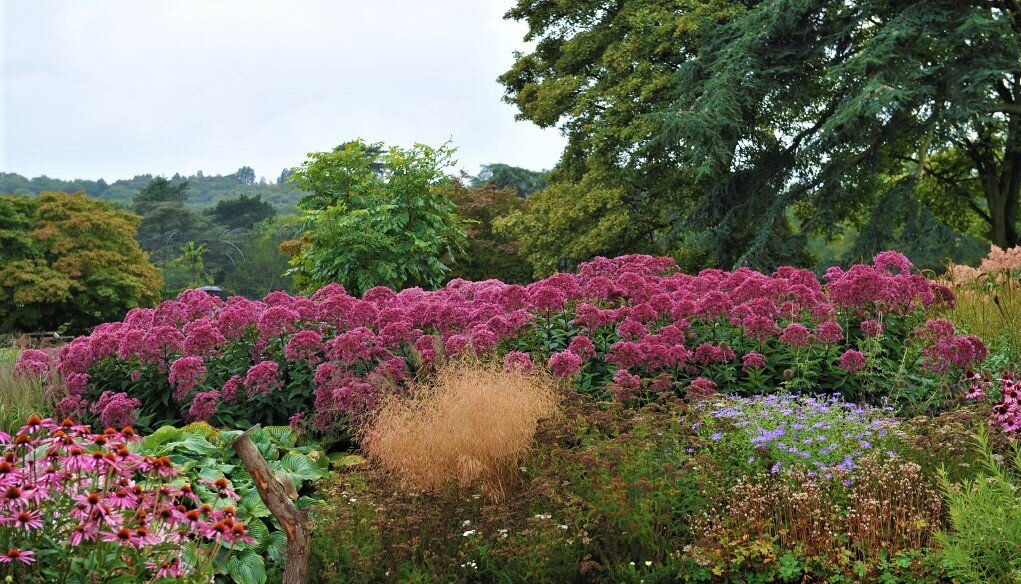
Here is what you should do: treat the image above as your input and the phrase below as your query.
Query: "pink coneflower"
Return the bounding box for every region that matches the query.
[3,486,28,508]
[13,509,42,531]
[69,523,98,546]
[0,548,35,564]
[147,556,185,579]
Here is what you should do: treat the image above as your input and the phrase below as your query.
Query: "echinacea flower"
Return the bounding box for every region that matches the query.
[0,547,35,564]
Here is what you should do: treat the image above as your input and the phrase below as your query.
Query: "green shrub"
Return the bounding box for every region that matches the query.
[938,431,1021,583]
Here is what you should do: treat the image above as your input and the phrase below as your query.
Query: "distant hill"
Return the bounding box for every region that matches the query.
[0,166,305,213]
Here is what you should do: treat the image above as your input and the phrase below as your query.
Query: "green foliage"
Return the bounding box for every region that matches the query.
[470,163,547,197]
[137,423,329,584]
[205,194,277,230]
[438,179,533,283]
[497,173,668,277]
[0,167,306,214]
[165,241,214,293]
[938,431,1021,583]
[286,140,468,295]
[0,192,162,333]
[501,0,1021,268]
[133,176,205,239]
[0,348,54,434]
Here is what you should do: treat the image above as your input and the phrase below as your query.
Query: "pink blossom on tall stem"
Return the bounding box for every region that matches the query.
[504,352,535,373]
[838,350,867,373]
[168,356,206,398]
[90,391,142,429]
[13,350,52,377]
[779,323,813,347]
[816,321,844,344]
[284,330,326,364]
[742,352,766,372]
[860,319,883,337]
[567,335,596,360]
[548,351,582,377]
[244,361,283,397]
[187,390,220,422]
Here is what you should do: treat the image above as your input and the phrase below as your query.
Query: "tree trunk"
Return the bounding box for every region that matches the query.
[232,429,311,584]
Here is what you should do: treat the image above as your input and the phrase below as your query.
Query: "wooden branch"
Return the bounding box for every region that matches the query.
[232,428,310,584]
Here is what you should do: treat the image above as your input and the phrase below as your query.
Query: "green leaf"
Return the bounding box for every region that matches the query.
[226,550,267,584]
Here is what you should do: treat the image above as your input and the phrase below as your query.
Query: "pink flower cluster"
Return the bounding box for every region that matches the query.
[0,417,249,580]
[12,349,53,378]
[915,319,988,373]
[44,251,973,430]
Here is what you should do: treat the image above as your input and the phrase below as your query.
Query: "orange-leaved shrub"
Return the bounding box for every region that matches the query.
[361,360,559,500]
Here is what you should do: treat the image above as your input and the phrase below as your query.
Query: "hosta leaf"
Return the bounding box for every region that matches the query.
[280,452,323,481]
[226,551,266,584]
[266,530,288,563]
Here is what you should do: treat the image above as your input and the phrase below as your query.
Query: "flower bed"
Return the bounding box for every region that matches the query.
[23,251,984,436]
[0,416,250,582]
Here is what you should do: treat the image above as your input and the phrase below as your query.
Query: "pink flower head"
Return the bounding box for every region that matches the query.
[742,352,766,372]
[567,335,596,360]
[187,390,220,422]
[548,351,582,378]
[183,319,225,357]
[503,352,535,373]
[328,327,377,365]
[13,350,52,378]
[284,330,326,364]
[779,323,812,347]
[860,319,883,337]
[244,361,283,397]
[816,321,844,344]
[838,349,867,373]
[872,250,913,275]
[613,369,641,391]
[168,356,206,398]
[257,305,301,339]
[220,375,244,404]
[90,391,142,429]
[688,377,717,397]
[0,548,35,565]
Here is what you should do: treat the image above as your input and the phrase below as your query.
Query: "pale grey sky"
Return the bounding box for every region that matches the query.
[0,0,566,181]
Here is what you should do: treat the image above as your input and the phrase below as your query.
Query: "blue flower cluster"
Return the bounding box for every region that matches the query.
[695,393,898,479]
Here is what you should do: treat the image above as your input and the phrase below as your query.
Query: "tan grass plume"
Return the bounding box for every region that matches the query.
[360,359,560,501]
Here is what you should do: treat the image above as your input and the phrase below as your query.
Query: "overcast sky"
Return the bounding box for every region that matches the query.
[0,0,566,182]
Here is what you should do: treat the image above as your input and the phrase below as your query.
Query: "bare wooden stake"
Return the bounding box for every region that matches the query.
[232,427,310,584]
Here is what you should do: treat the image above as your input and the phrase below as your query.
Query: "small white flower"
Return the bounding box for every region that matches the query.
[558,524,568,530]
[462,530,476,537]
[645,561,653,567]
[462,520,471,527]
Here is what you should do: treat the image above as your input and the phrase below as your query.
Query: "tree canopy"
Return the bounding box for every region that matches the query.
[470,163,547,197]
[204,194,277,230]
[0,191,162,332]
[284,140,468,295]
[500,0,1021,269]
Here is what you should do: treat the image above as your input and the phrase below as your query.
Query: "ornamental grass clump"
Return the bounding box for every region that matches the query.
[361,361,559,500]
[0,351,55,435]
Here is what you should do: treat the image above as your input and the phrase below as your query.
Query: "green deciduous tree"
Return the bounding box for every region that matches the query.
[285,140,467,295]
[438,179,533,283]
[0,192,162,332]
[501,0,1021,268]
